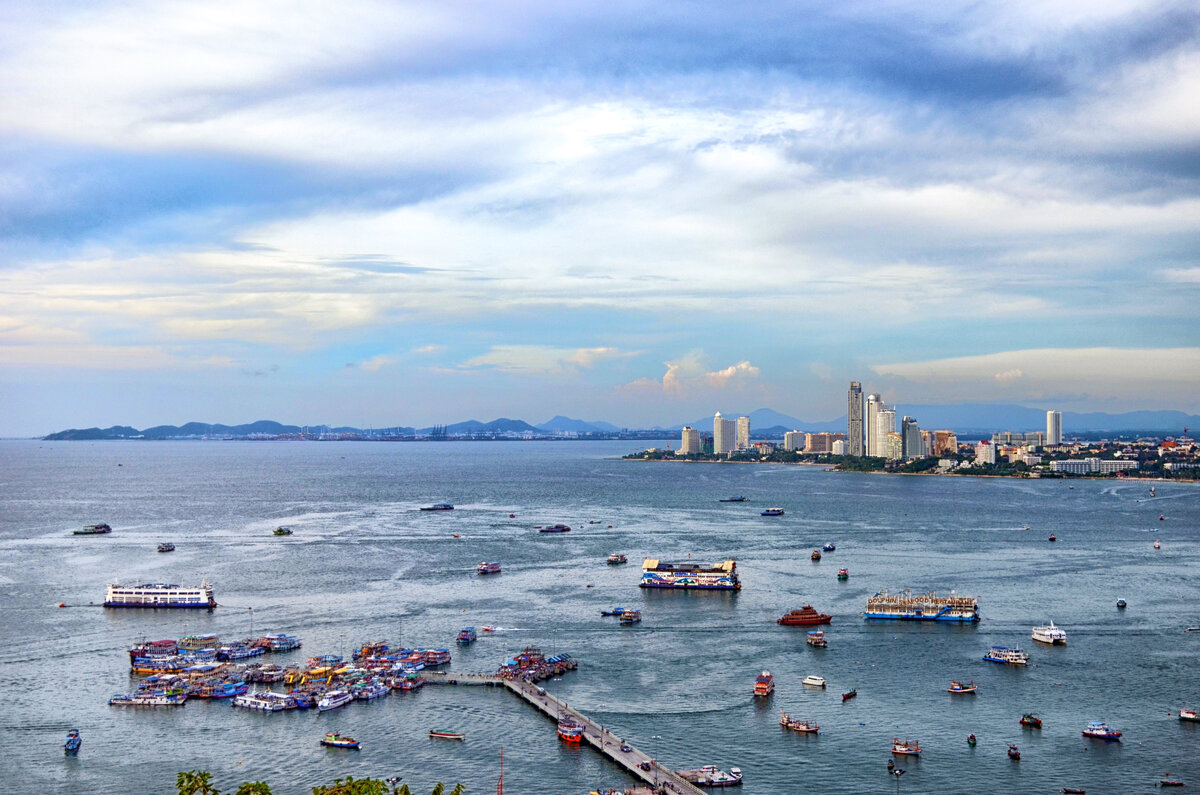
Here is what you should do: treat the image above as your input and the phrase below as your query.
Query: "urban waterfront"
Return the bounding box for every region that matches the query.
[1,439,1198,794]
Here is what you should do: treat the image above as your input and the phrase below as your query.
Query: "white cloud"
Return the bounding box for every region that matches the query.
[623,354,762,396]
[458,345,632,375]
[359,354,398,372]
[994,368,1024,382]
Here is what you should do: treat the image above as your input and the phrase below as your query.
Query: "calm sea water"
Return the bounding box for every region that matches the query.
[1,439,1198,795]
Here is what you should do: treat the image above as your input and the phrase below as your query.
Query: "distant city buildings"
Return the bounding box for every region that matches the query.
[680,426,701,455]
[831,439,847,455]
[901,416,924,458]
[975,440,996,465]
[992,431,1046,447]
[805,432,845,454]
[886,432,904,460]
[736,416,751,451]
[847,381,865,456]
[713,412,737,455]
[1051,458,1138,474]
[1047,410,1062,445]
[933,430,958,456]
[783,430,806,451]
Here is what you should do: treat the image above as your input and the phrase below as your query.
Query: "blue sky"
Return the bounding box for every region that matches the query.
[2,0,1198,435]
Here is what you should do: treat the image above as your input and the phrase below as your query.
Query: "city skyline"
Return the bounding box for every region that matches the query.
[2,1,1199,437]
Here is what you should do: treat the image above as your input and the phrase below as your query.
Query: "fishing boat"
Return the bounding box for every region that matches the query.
[1117,599,1127,609]
[600,606,626,616]
[1020,713,1043,728]
[842,689,857,701]
[317,690,353,711]
[1048,534,1056,542]
[822,542,836,552]
[811,549,822,561]
[761,507,784,516]
[801,675,826,688]
[606,553,627,565]
[429,730,465,740]
[753,671,774,697]
[74,523,112,535]
[948,680,977,694]
[719,496,748,502]
[320,732,360,749]
[806,630,827,648]
[619,609,642,625]
[1032,622,1067,645]
[273,526,293,536]
[983,646,1029,665]
[1081,721,1121,741]
[1179,708,1200,722]
[1154,540,1161,549]
[779,712,818,733]
[1060,789,1085,794]
[420,504,454,511]
[837,568,849,580]
[456,627,477,644]
[557,718,583,743]
[476,561,502,575]
[63,729,81,754]
[157,542,175,553]
[777,606,832,626]
[1008,744,1020,760]
[891,738,921,756]
[1161,774,1185,788]
[539,523,571,533]
[967,734,976,747]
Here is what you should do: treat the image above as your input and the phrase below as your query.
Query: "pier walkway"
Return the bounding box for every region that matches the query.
[425,671,705,794]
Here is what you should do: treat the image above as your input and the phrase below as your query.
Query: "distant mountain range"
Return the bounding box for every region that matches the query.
[39,405,1200,440]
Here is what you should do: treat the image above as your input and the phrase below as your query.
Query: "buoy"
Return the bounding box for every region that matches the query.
[58,602,66,608]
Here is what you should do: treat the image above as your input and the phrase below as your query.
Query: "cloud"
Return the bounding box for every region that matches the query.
[994,368,1024,382]
[458,345,632,375]
[705,360,760,387]
[412,344,445,355]
[358,355,397,372]
[624,353,762,396]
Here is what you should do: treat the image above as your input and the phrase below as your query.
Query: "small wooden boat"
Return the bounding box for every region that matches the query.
[1020,713,1043,728]
[1060,789,1086,794]
[1160,775,1185,788]
[64,729,81,754]
[779,712,819,733]
[273,526,293,536]
[841,689,857,701]
[948,680,977,694]
[429,730,465,740]
[967,734,976,747]
[320,732,360,749]
[837,568,848,580]
[1048,534,1057,542]
[892,738,921,756]
[1008,744,1020,760]
[811,549,822,561]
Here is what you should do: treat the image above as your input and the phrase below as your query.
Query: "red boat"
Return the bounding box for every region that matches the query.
[557,718,583,743]
[842,689,857,701]
[1020,713,1042,728]
[777,605,832,626]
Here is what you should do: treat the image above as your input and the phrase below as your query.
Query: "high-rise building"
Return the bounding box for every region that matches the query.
[933,430,959,456]
[713,412,737,455]
[901,416,924,458]
[921,429,935,457]
[805,432,846,453]
[680,426,701,455]
[831,439,847,455]
[1046,410,1062,446]
[865,393,882,456]
[886,432,904,460]
[874,406,896,457]
[736,416,751,450]
[975,440,996,465]
[783,431,805,451]
[847,382,864,456]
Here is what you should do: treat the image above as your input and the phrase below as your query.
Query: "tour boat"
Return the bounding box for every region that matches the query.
[891,738,921,756]
[1008,744,1020,760]
[320,732,360,749]
[232,692,287,711]
[948,680,977,694]
[606,553,628,565]
[806,630,827,648]
[476,561,501,575]
[273,526,293,536]
[354,681,389,700]
[779,713,818,733]
[777,606,832,626]
[104,578,216,609]
[1032,622,1067,645]
[1081,721,1121,741]
[317,690,353,711]
[557,718,583,743]
[109,692,187,706]
[811,549,822,561]
[841,689,857,701]
[761,507,784,516]
[1020,713,1043,728]
[753,671,774,697]
[822,542,836,552]
[802,675,826,688]
[420,504,454,511]
[429,730,465,740]
[1179,708,1199,722]
[837,568,849,580]
[539,523,571,533]
[983,646,1029,665]
[157,542,175,553]
[74,523,112,535]
[64,729,81,754]
[456,627,477,643]
[619,609,642,625]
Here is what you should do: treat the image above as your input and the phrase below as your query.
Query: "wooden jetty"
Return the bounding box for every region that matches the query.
[425,671,707,794]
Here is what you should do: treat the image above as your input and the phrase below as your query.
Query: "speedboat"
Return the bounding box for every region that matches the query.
[1032,622,1067,645]
[64,729,81,754]
[74,523,112,535]
[429,729,465,740]
[1048,534,1056,542]
[948,680,977,694]
[157,542,175,553]
[802,674,827,688]
[696,766,742,787]
[1020,713,1043,728]
[891,738,921,756]
[477,561,501,575]
[761,507,784,516]
[273,526,293,536]
[719,496,748,502]
[1081,721,1121,741]
[600,606,626,616]
[539,523,571,533]
[779,712,818,733]
[822,542,836,552]
[320,732,360,749]
[420,503,454,511]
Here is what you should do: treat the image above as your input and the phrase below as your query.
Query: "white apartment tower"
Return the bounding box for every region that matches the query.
[1046,410,1062,446]
[783,431,806,451]
[736,416,751,450]
[680,426,701,455]
[713,412,737,455]
[865,393,882,457]
[873,405,897,458]
[847,381,865,456]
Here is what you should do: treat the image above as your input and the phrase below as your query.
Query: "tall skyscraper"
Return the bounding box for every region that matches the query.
[847,381,864,456]
[901,416,924,458]
[680,426,701,455]
[875,406,897,457]
[1046,410,1062,446]
[713,412,736,455]
[865,393,882,456]
[736,416,751,450]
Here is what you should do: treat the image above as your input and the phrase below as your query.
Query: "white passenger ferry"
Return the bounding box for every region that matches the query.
[104,578,216,609]
[1032,622,1067,645]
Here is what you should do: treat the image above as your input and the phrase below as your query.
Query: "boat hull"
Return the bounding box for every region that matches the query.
[864,611,979,622]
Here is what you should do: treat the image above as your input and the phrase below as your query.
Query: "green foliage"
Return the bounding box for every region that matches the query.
[178,771,221,795]
[235,783,273,795]
[179,771,459,795]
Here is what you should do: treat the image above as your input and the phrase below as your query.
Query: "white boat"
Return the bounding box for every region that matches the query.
[983,646,1029,665]
[317,690,353,711]
[802,674,827,688]
[232,692,285,711]
[1032,622,1067,645]
[354,682,389,700]
[104,578,216,608]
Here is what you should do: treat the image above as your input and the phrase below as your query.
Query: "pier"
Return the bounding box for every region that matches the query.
[425,671,707,794]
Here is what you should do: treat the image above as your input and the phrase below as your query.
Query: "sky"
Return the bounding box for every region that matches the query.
[1,0,1198,435]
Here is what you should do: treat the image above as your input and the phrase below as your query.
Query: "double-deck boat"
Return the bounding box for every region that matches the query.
[539,523,571,533]
[456,627,477,644]
[317,690,353,711]
[265,634,302,652]
[1020,713,1043,728]
[802,675,826,688]
[606,553,627,565]
[806,631,827,648]
[761,507,784,516]
[777,606,832,626]
[320,732,360,749]
[64,729,81,753]
[779,713,818,733]
[393,672,426,691]
[1081,721,1121,740]
[1179,708,1200,722]
[892,738,921,756]
[557,718,583,743]
[422,649,452,666]
[477,561,502,575]
[983,646,1029,665]
[640,558,740,590]
[104,579,216,609]
[429,730,465,740]
[157,542,175,553]
[74,523,112,535]
[948,680,977,694]
[420,504,454,511]
[753,671,774,696]
[619,609,642,625]
[1032,622,1067,644]
[864,590,980,622]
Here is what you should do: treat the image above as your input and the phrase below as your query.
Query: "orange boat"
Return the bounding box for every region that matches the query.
[754,671,774,697]
[892,738,921,756]
[778,606,832,626]
[557,718,583,743]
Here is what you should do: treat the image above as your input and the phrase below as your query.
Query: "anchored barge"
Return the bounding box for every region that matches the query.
[863,589,979,622]
[640,558,741,590]
[105,578,216,609]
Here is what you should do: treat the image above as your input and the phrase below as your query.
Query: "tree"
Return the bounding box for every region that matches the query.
[178,771,221,795]
[236,783,273,795]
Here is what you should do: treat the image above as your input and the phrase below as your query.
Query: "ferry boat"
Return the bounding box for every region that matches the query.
[320,732,360,749]
[777,606,831,626]
[109,692,187,706]
[640,558,740,590]
[948,680,977,694]
[802,675,826,688]
[354,681,389,700]
[761,507,785,516]
[779,713,818,733]
[606,553,627,565]
[539,523,571,533]
[420,504,454,511]
[557,718,584,743]
[719,496,748,502]
[837,568,849,580]
[273,526,292,536]
[811,549,822,561]
[232,692,286,711]
[822,542,836,552]
[422,649,452,666]
[157,542,175,553]
[1020,713,1043,728]
[1179,709,1200,722]
[1081,721,1121,741]
[753,671,774,696]
[806,630,827,648]
[317,690,353,711]
[456,627,477,643]
[983,646,1029,665]
[64,729,81,754]
[477,561,502,575]
[619,609,642,625]
[600,606,626,616]
[1032,622,1067,645]
[429,730,465,740]
[104,579,216,609]
[394,672,425,691]
[265,633,302,652]
[864,590,980,622]
[891,738,921,756]
[74,523,112,535]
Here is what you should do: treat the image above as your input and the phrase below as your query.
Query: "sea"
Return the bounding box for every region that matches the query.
[1,439,1198,795]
